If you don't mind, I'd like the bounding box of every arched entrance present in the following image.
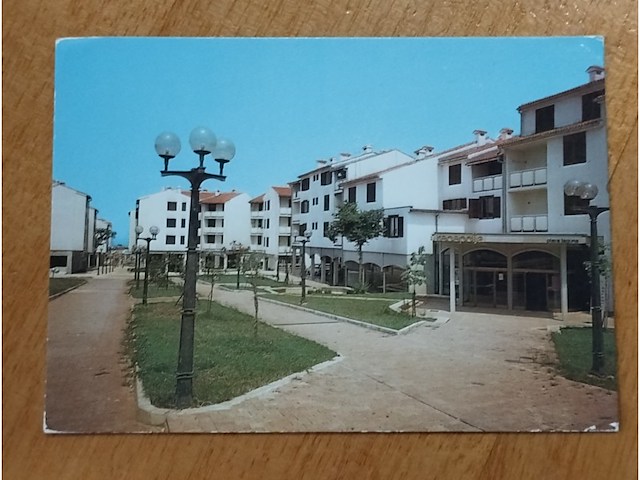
[512,250,560,311]
[462,250,508,308]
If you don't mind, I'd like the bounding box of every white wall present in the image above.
[221,193,251,248]
[135,188,190,252]
[50,183,89,251]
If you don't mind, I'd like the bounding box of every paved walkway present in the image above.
[46,269,158,433]
[165,283,618,432]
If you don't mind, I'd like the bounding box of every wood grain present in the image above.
[4,0,637,478]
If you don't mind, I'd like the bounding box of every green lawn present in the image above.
[201,273,285,287]
[551,327,617,390]
[264,294,420,330]
[49,277,86,296]
[129,282,183,299]
[130,301,336,408]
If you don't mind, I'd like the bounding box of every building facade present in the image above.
[249,186,293,270]
[434,66,610,315]
[129,187,251,271]
[50,180,97,274]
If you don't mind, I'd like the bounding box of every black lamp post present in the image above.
[137,225,159,305]
[564,179,610,374]
[134,225,144,289]
[297,230,312,304]
[155,127,236,408]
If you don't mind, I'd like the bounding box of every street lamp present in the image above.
[155,127,236,408]
[564,180,610,374]
[137,226,159,305]
[297,230,312,304]
[134,225,144,289]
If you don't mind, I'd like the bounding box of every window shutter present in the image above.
[398,216,404,237]
[383,217,389,237]
[492,196,501,218]
[469,199,480,218]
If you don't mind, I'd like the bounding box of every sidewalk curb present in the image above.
[48,281,87,301]
[259,296,418,335]
[135,356,344,426]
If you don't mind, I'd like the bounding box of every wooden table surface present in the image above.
[4,1,637,478]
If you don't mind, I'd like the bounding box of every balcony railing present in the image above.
[279,207,292,216]
[202,226,224,233]
[472,174,502,193]
[278,227,291,235]
[202,211,224,218]
[510,215,548,232]
[250,210,263,217]
[250,227,263,234]
[509,167,547,189]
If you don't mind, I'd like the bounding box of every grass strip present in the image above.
[551,327,617,391]
[131,301,336,408]
[264,294,420,330]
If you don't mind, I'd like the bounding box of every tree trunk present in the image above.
[412,288,416,318]
[358,245,364,286]
[253,283,259,336]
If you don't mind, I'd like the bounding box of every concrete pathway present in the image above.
[165,284,618,432]
[45,269,158,433]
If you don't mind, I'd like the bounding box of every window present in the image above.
[443,198,467,210]
[448,164,461,185]
[166,218,176,228]
[181,202,187,211]
[266,200,271,210]
[287,217,291,226]
[323,221,330,237]
[336,169,347,180]
[205,235,215,243]
[563,132,587,166]
[312,222,318,230]
[535,105,554,133]
[312,197,319,206]
[312,174,319,181]
[301,200,309,213]
[348,187,356,203]
[582,90,604,121]
[287,236,291,246]
[321,171,332,185]
[181,219,186,228]
[468,196,501,219]
[265,237,269,247]
[366,182,376,203]
[288,198,292,207]
[166,235,176,244]
[385,215,404,238]
[301,178,310,191]
[257,236,262,245]
[167,201,177,211]
[299,223,307,235]
[266,219,270,229]
[180,236,185,245]
[324,194,330,211]
[564,194,590,215]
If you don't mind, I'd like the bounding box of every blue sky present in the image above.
[53,37,604,245]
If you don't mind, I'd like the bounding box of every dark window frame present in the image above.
[385,215,404,238]
[582,90,604,121]
[348,186,356,203]
[323,194,330,211]
[564,194,590,215]
[321,171,332,185]
[563,131,587,166]
[166,235,176,244]
[468,196,501,219]
[301,178,310,191]
[167,201,177,211]
[366,182,376,203]
[448,164,462,185]
[166,218,176,228]
[535,105,555,133]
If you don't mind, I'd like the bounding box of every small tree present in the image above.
[401,247,428,317]
[242,252,263,336]
[327,202,385,292]
[203,253,219,313]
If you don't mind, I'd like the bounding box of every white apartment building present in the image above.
[50,180,97,273]
[129,187,251,271]
[434,66,610,315]
[289,141,490,291]
[95,218,113,254]
[249,186,293,270]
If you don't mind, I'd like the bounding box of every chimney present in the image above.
[339,152,351,161]
[473,130,487,145]
[362,145,373,154]
[414,145,434,159]
[498,128,513,141]
[316,159,328,167]
[214,190,221,196]
[586,65,605,82]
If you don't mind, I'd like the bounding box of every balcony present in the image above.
[473,174,502,193]
[202,211,224,218]
[509,167,547,190]
[202,225,224,234]
[510,215,548,233]
[279,207,292,216]
[278,226,291,235]
[250,210,263,218]
[278,246,293,254]
[250,227,263,234]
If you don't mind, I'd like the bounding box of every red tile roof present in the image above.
[272,186,292,197]
[249,194,265,204]
[500,119,602,148]
[517,78,604,112]
[182,190,240,204]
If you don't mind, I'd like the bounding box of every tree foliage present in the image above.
[327,202,385,288]
[401,247,428,317]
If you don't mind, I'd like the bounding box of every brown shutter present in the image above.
[469,199,480,218]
